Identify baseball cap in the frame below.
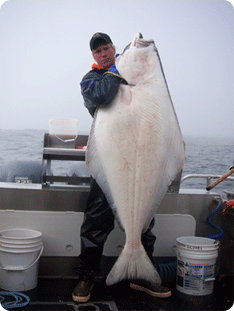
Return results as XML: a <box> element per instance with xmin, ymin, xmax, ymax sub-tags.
<box><xmin>90</xmin><ymin>33</ymin><xmax>113</xmax><ymax>50</ymax></box>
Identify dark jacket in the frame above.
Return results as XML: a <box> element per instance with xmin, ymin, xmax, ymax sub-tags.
<box><xmin>80</xmin><ymin>68</ymin><xmax>121</xmax><ymax>117</ymax></box>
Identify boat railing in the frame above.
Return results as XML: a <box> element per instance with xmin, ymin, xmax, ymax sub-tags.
<box><xmin>181</xmin><ymin>174</ymin><xmax>234</xmax><ymax>189</ymax></box>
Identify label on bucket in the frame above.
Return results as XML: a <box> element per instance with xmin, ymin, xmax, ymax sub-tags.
<box><xmin>177</xmin><ymin>259</ymin><xmax>216</xmax><ymax>295</ymax></box>
<box><xmin>177</xmin><ymin>242</ymin><xmax>219</xmax><ymax>251</ymax></box>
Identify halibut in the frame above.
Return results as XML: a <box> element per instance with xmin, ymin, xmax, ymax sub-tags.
<box><xmin>86</xmin><ymin>33</ymin><xmax>185</xmax><ymax>286</ymax></box>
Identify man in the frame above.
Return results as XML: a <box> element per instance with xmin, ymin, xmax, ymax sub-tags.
<box><xmin>72</xmin><ymin>33</ymin><xmax>171</xmax><ymax>303</ymax></box>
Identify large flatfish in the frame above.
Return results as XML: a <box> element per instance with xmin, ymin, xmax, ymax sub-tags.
<box><xmin>86</xmin><ymin>33</ymin><xmax>185</xmax><ymax>286</ymax></box>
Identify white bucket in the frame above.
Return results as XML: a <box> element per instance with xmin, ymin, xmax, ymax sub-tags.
<box><xmin>0</xmin><ymin>229</ymin><xmax>43</xmax><ymax>291</ymax></box>
<box><xmin>49</xmin><ymin>118</ymin><xmax>78</xmax><ymax>137</ymax></box>
<box><xmin>0</xmin><ymin>229</ymin><xmax>42</xmax><ymax>244</ymax></box>
<box><xmin>176</xmin><ymin>237</ymin><xmax>219</xmax><ymax>296</ymax></box>
<box><xmin>0</xmin><ymin>241</ymin><xmax>41</xmax><ymax>248</ymax></box>
<box><xmin>0</xmin><ymin>245</ymin><xmax>43</xmax><ymax>291</ymax></box>
<box><xmin>0</xmin><ymin>242</ymin><xmax>43</xmax><ymax>269</ymax></box>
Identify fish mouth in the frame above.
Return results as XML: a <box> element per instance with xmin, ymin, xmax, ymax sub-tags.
<box><xmin>130</xmin><ymin>33</ymin><xmax>154</xmax><ymax>49</ymax></box>
<box><xmin>122</xmin><ymin>33</ymin><xmax>154</xmax><ymax>54</ymax></box>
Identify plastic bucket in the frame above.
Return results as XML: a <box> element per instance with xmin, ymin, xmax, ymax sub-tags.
<box><xmin>0</xmin><ymin>229</ymin><xmax>43</xmax><ymax>291</ymax></box>
<box><xmin>0</xmin><ymin>242</ymin><xmax>43</xmax><ymax>269</ymax></box>
<box><xmin>176</xmin><ymin>237</ymin><xmax>219</xmax><ymax>296</ymax></box>
<box><xmin>49</xmin><ymin>118</ymin><xmax>79</xmax><ymax>147</ymax></box>
<box><xmin>0</xmin><ymin>241</ymin><xmax>41</xmax><ymax>248</ymax></box>
<box><xmin>0</xmin><ymin>245</ymin><xmax>43</xmax><ymax>291</ymax></box>
<box><xmin>0</xmin><ymin>229</ymin><xmax>42</xmax><ymax>244</ymax></box>
<box><xmin>49</xmin><ymin>118</ymin><xmax>78</xmax><ymax>137</ymax></box>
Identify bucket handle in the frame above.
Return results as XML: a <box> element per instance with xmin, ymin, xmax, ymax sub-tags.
<box><xmin>0</xmin><ymin>245</ymin><xmax>44</xmax><ymax>271</ymax></box>
<box><xmin>54</xmin><ymin>134</ymin><xmax>78</xmax><ymax>143</ymax></box>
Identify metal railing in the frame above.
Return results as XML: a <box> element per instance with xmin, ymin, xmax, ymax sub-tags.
<box><xmin>181</xmin><ymin>174</ymin><xmax>234</xmax><ymax>189</ymax></box>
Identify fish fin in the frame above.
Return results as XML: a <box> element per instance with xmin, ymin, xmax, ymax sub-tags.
<box><xmin>111</xmin><ymin>206</ymin><xmax>125</xmax><ymax>232</ymax></box>
<box><xmin>142</xmin><ymin>125</ymin><xmax>185</xmax><ymax>233</ymax></box>
<box><xmin>142</xmin><ymin>183</ymin><xmax>169</xmax><ymax>233</ymax></box>
<box><xmin>86</xmin><ymin>111</ymin><xmax>103</xmax><ymax>181</ymax></box>
<box><xmin>86</xmin><ymin>111</ymin><xmax>113</xmax><ymax>203</ymax></box>
<box><xmin>86</xmin><ymin>111</ymin><xmax>124</xmax><ymax>231</ymax></box>
<box><xmin>106</xmin><ymin>243</ymin><xmax>161</xmax><ymax>286</ymax></box>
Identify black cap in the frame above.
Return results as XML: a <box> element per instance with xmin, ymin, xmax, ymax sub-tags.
<box><xmin>90</xmin><ymin>33</ymin><xmax>113</xmax><ymax>50</ymax></box>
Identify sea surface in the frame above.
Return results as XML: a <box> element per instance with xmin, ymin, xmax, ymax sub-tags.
<box><xmin>0</xmin><ymin>129</ymin><xmax>233</xmax><ymax>199</ymax></box>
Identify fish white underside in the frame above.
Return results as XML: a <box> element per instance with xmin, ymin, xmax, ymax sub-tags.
<box><xmin>86</xmin><ymin>35</ymin><xmax>185</xmax><ymax>286</ymax></box>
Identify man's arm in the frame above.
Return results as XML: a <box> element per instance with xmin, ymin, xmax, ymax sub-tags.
<box><xmin>80</xmin><ymin>70</ymin><xmax>121</xmax><ymax>116</ymax></box>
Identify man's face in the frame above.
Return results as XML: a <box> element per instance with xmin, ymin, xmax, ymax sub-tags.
<box><xmin>92</xmin><ymin>43</ymin><xmax>115</xmax><ymax>69</ymax></box>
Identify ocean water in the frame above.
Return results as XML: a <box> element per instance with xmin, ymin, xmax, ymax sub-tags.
<box><xmin>0</xmin><ymin>129</ymin><xmax>233</xmax><ymax>199</ymax></box>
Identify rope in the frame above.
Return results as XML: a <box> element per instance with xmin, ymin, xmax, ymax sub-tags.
<box><xmin>155</xmin><ymin>261</ymin><xmax>177</xmax><ymax>282</ymax></box>
<box><xmin>0</xmin><ymin>292</ymin><xmax>30</xmax><ymax>310</ymax></box>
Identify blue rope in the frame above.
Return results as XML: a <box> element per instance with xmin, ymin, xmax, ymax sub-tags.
<box><xmin>155</xmin><ymin>261</ymin><xmax>177</xmax><ymax>282</ymax></box>
<box><xmin>206</xmin><ymin>200</ymin><xmax>224</xmax><ymax>239</ymax></box>
<box><xmin>0</xmin><ymin>292</ymin><xmax>30</xmax><ymax>309</ymax></box>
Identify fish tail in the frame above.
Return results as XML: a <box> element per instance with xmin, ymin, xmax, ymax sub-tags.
<box><xmin>106</xmin><ymin>243</ymin><xmax>161</xmax><ymax>286</ymax></box>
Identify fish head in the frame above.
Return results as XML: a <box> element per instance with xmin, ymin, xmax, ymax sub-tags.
<box><xmin>116</xmin><ymin>33</ymin><xmax>157</xmax><ymax>85</ymax></box>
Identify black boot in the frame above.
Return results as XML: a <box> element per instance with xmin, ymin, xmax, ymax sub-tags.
<box><xmin>72</xmin><ymin>278</ymin><xmax>94</xmax><ymax>302</ymax></box>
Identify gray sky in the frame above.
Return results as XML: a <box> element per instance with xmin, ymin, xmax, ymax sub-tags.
<box><xmin>1</xmin><ymin>0</ymin><xmax>233</xmax><ymax>137</ymax></box>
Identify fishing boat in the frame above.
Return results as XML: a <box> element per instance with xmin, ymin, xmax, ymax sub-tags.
<box><xmin>0</xmin><ymin>133</ymin><xmax>233</xmax><ymax>311</ymax></box>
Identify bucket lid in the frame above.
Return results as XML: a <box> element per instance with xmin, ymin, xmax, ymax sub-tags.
<box><xmin>176</xmin><ymin>236</ymin><xmax>219</xmax><ymax>250</ymax></box>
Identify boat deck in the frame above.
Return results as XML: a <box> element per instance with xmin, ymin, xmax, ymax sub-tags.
<box><xmin>1</xmin><ymin>275</ymin><xmax>233</xmax><ymax>311</ymax></box>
